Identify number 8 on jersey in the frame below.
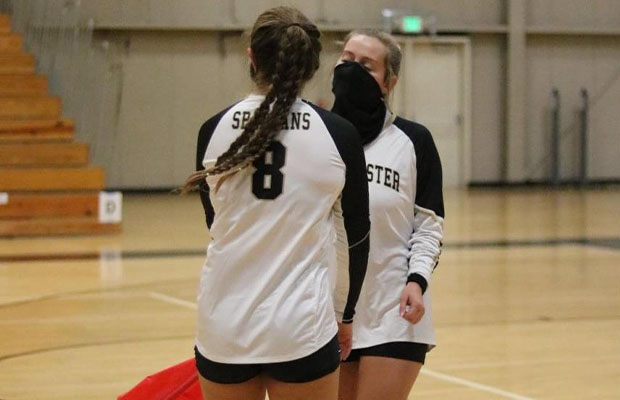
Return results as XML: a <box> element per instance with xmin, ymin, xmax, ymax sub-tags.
<box><xmin>252</xmin><ymin>141</ymin><xmax>286</xmax><ymax>200</ymax></box>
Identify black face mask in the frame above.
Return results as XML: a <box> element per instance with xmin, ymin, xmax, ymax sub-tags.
<box><xmin>331</xmin><ymin>61</ymin><xmax>387</xmax><ymax>145</ymax></box>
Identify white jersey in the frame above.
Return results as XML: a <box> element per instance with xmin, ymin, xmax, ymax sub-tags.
<box><xmin>195</xmin><ymin>95</ymin><xmax>370</xmax><ymax>364</ymax></box>
<box><xmin>350</xmin><ymin>114</ymin><xmax>444</xmax><ymax>350</ymax></box>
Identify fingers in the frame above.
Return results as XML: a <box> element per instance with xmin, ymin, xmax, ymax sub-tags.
<box><xmin>339</xmin><ymin>338</ymin><xmax>352</xmax><ymax>361</ymax></box>
<box><xmin>402</xmin><ymin>303</ymin><xmax>425</xmax><ymax>324</ymax></box>
<box><xmin>399</xmin><ymin>291</ymin><xmax>408</xmax><ymax>317</ymax></box>
<box><xmin>400</xmin><ymin>292</ymin><xmax>425</xmax><ymax>324</ymax></box>
<box><xmin>337</xmin><ymin>322</ymin><xmax>353</xmax><ymax>361</ymax></box>
<box><xmin>338</xmin><ymin>332</ymin><xmax>352</xmax><ymax>360</ymax></box>
<box><xmin>400</xmin><ymin>284</ymin><xmax>425</xmax><ymax>324</ymax></box>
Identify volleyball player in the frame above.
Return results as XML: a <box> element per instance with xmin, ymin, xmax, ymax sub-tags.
<box><xmin>182</xmin><ymin>7</ymin><xmax>370</xmax><ymax>400</ymax></box>
<box><xmin>331</xmin><ymin>30</ymin><xmax>445</xmax><ymax>400</ymax></box>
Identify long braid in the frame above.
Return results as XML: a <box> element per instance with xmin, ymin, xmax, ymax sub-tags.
<box><xmin>181</xmin><ymin>80</ymin><xmax>277</xmax><ymax>193</ymax></box>
<box><xmin>239</xmin><ymin>26</ymin><xmax>310</xmax><ymax>167</ymax></box>
<box><xmin>209</xmin><ymin>90</ymin><xmax>275</xmax><ymax>174</ymax></box>
<box><xmin>182</xmin><ymin>7</ymin><xmax>321</xmax><ymax>194</ymax></box>
<box><xmin>228</xmin><ymin>25</ymin><xmax>310</xmax><ymax>169</ymax></box>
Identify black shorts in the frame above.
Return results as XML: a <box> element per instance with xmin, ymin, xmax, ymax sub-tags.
<box><xmin>343</xmin><ymin>341</ymin><xmax>428</xmax><ymax>364</ymax></box>
<box><xmin>195</xmin><ymin>335</ymin><xmax>340</xmax><ymax>384</ymax></box>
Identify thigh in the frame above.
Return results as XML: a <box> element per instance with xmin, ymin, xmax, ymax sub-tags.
<box><xmin>264</xmin><ymin>335</ymin><xmax>341</xmax><ymax>400</ymax></box>
<box><xmin>198</xmin><ymin>375</ymin><xmax>266</xmax><ymax>400</ymax></box>
<box><xmin>338</xmin><ymin>361</ymin><xmax>359</xmax><ymax>400</ymax></box>
<box><xmin>265</xmin><ymin>367</ymin><xmax>339</xmax><ymax>400</ymax></box>
<box><xmin>357</xmin><ymin>357</ymin><xmax>422</xmax><ymax>400</ymax></box>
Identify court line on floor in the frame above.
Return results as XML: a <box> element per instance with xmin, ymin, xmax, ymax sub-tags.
<box><xmin>447</xmin><ymin>237</ymin><xmax>620</xmax><ymax>250</ymax></box>
<box><xmin>0</xmin><ymin>278</ymin><xmax>194</xmax><ymax>309</ymax></box>
<box><xmin>0</xmin><ymin>249</ymin><xmax>206</xmax><ymax>262</ymax></box>
<box><xmin>420</xmin><ymin>369</ymin><xmax>539</xmax><ymax>400</ymax></box>
<box><xmin>1</xmin><ymin>236</ymin><xmax>619</xmax><ymax>263</ymax></box>
<box><xmin>149</xmin><ymin>291</ymin><xmax>197</xmax><ymax>309</ymax></box>
<box><xmin>148</xmin><ymin>292</ymin><xmax>540</xmax><ymax>400</ymax></box>
<box><xmin>0</xmin><ymin>335</ymin><xmax>193</xmax><ymax>363</ymax></box>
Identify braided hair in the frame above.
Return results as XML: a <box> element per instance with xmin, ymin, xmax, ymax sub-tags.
<box><xmin>182</xmin><ymin>7</ymin><xmax>321</xmax><ymax>193</ymax></box>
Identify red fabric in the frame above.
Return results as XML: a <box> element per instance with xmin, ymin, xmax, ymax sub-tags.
<box><xmin>118</xmin><ymin>358</ymin><xmax>202</xmax><ymax>400</ymax></box>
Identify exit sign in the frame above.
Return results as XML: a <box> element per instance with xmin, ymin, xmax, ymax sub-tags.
<box><xmin>401</xmin><ymin>16</ymin><xmax>423</xmax><ymax>33</ymax></box>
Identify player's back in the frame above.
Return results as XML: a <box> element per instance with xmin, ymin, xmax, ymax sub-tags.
<box><xmin>196</xmin><ymin>95</ymin><xmax>354</xmax><ymax>363</ymax></box>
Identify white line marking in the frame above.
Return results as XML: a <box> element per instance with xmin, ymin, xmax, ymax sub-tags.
<box><xmin>420</xmin><ymin>368</ymin><xmax>539</xmax><ymax>400</ymax></box>
<box><xmin>148</xmin><ymin>292</ymin><xmax>197</xmax><ymax>310</ymax></box>
<box><xmin>0</xmin><ymin>291</ymin><xmax>145</xmax><ymax>308</ymax></box>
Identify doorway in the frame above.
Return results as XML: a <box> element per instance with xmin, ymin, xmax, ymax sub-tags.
<box><xmin>392</xmin><ymin>36</ymin><xmax>472</xmax><ymax>188</ymax></box>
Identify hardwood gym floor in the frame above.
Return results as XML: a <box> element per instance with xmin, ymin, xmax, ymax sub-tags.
<box><xmin>1</xmin><ymin>188</ymin><xmax>619</xmax><ymax>400</ymax></box>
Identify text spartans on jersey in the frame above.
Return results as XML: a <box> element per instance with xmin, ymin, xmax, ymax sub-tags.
<box><xmin>233</xmin><ymin>110</ymin><xmax>399</xmax><ymax>192</ymax></box>
<box><xmin>232</xmin><ymin>111</ymin><xmax>311</xmax><ymax>131</ymax></box>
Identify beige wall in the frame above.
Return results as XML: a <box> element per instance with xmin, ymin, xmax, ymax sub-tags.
<box><xmin>67</xmin><ymin>0</ymin><xmax>620</xmax><ymax>187</ymax></box>
<box><xmin>80</xmin><ymin>0</ymin><xmax>506</xmax><ymax>28</ymax></box>
<box><xmin>470</xmin><ymin>34</ymin><xmax>506</xmax><ymax>182</ymax></box>
<box><xmin>97</xmin><ymin>30</ymin><xmax>346</xmax><ymax>188</ymax></box>
<box><xmin>527</xmin><ymin>0</ymin><xmax>620</xmax><ymax>27</ymax></box>
<box><xmin>526</xmin><ymin>36</ymin><xmax>620</xmax><ymax>181</ymax></box>
<box><xmin>103</xmin><ymin>32</ymin><xmax>248</xmax><ymax>188</ymax></box>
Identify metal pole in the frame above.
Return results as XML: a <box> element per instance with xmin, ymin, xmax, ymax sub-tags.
<box><xmin>551</xmin><ymin>88</ymin><xmax>560</xmax><ymax>186</ymax></box>
<box><xmin>579</xmin><ymin>88</ymin><xmax>589</xmax><ymax>186</ymax></box>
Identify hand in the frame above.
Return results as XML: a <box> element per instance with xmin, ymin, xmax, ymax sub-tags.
<box><xmin>399</xmin><ymin>282</ymin><xmax>425</xmax><ymax>324</ymax></box>
<box><xmin>337</xmin><ymin>322</ymin><xmax>353</xmax><ymax>361</ymax></box>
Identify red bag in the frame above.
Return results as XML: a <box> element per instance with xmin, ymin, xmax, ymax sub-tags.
<box><xmin>118</xmin><ymin>358</ymin><xmax>202</xmax><ymax>400</ymax></box>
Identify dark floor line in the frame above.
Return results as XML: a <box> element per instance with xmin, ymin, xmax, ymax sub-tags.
<box><xmin>447</xmin><ymin>237</ymin><xmax>620</xmax><ymax>250</ymax></box>
<box><xmin>1</xmin><ymin>237</ymin><xmax>619</xmax><ymax>263</ymax></box>
<box><xmin>0</xmin><ymin>334</ymin><xmax>194</xmax><ymax>364</ymax></box>
<box><xmin>0</xmin><ymin>249</ymin><xmax>206</xmax><ymax>262</ymax></box>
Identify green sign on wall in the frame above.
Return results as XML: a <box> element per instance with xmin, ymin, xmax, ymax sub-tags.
<box><xmin>401</xmin><ymin>16</ymin><xmax>423</xmax><ymax>33</ymax></box>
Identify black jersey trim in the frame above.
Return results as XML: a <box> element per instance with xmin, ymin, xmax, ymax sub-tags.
<box><xmin>196</xmin><ymin>103</ymin><xmax>237</xmax><ymax>229</ymax></box>
<box><xmin>395</xmin><ymin>117</ymin><xmax>445</xmax><ymax>279</ymax></box>
<box><xmin>307</xmin><ymin>102</ymin><xmax>370</xmax><ymax>323</ymax></box>
<box><xmin>393</xmin><ymin>117</ymin><xmax>445</xmax><ymax>219</ymax></box>
<box><xmin>406</xmin><ymin>273</ymin><xmax>428</xmax><ymax>294</ymax></box>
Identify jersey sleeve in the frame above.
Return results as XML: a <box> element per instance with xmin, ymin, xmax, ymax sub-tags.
<box><xmin>196</xmin><ymin>106</ymin><xmax>234</xmax><ymax>229</ymax></box>
<box><xmin>331</xmin><ymin>197</ymin><xmax>350</xmax><ymax>322</ymax></box>
<box><xmin>311</xmin><ymin>105</ymin><xmax>370</xmax><ymax>324</ymax></box>
<box><xmin>395</xmin><ymin>119</ymin><xmax>445</xmax><ymax>294</ymax></box>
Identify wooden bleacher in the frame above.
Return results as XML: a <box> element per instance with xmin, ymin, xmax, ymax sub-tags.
<box><xmin>0</xmin><ymin>14</ymin><xmax>121</xmax><ymax>237</ymax></box>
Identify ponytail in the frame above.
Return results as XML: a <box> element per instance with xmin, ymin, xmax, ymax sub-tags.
<box><xmin>182</xmin><ymin>7</ymin><xmax>321</xmax><ymax>194</ymax></box>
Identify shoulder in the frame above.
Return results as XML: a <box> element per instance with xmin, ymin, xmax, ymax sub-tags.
<box><xmin>196</xmin><ymin>102</ymin><xmax>240</xmax><ymax>168</ymax></box>
<box><xmin>199</xmin><ymin>102</ymin><xmax>239</xmax><ymax>135</ymax></box>
<box><xmin>393</xmin><ymin>116</ymin><xmax>434</xmax><ymax>148</ymax></box>
<box><xmin>303</xmin><ymin>100</ymin><xmax>364</xmax><ymax>164</ymax></box>
<box><xmin>303</xmin><ymin>101</ymin><xmax>357</xmax><ymax>137</ymax></box>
